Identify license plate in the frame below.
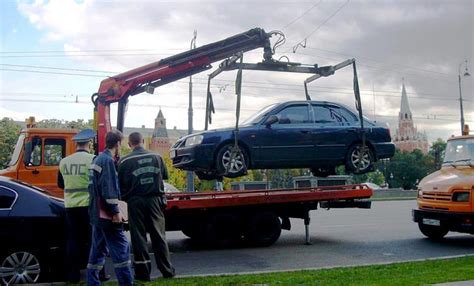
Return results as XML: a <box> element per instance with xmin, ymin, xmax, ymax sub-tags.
<box><xmin>422</xmin><ymin>218</ymin><xmax>440</xmax><ymax>226</ymax></box>
<box><xmin>169</xmin><ymin>150</ymin><xmax>177</xmax><ymax>159</ymax></box>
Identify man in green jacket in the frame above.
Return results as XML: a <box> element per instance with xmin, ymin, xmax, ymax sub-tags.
<box><xmin>118</xmin><ymin>132</ymin><xmax>175</xmax><ymax>281</ymax></box>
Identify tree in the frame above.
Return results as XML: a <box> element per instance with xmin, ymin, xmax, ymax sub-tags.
<box><xmin>36</xmin><ymin>119</ymin><xmax>93</xmax><ymax>130</ymax></box>
<box><xmin>0</xmin><ymin>118</ymin><xmax>22</xmax><ymax>168</ymax></box>
<box><xmin>384</xmin><ymin>149</ymin><xmax>436</xmax><ymax>190</ymax></box>
<box><xmin>429</xmin><ymin>138</ymin><xmax>447</xmax><ymax>169</ymax></box>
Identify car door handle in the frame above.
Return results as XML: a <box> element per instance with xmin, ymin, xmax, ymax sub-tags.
<box><xmin>347</xmin><ymin>129</ymin><xmax>358</xmax><ymax>133</ymax></box>
<box><xmin>32</xmin><ymin>169</ymin><xmax>39</xmax><ymax>175</ymax></box>
<box><xmin>300</xmin><ymin>130</ymin><xmax>310</xmax><ymax>134</ymax></box>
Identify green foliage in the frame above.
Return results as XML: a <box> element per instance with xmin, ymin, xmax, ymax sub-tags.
<box><xmin>382</xmin><ymin>149</ymin><xmax>436</xmax><ymax>190</ymax></box>
<box><xmin>162</xmin><ymin>155</ymin><xmax>187</xmax><ymax>191</ymax></box>
<box><xmin>352</xmin><ymin>169</ymin><xmax>386</xmax><ymax>185</ymax></box>
<box><xmin>0</xmin><ymin>118</ymin><xmax>22</xmax><ymax>168</ymax></box>
<box><xmin>36</xmin><ymin>118</ymin><xmax>93</xmax><ymax>130</ymax></box>
<box><xmin>429</xmin><ymin>138</ymin><xmax>447</xmax><ymax>169</ymax></box>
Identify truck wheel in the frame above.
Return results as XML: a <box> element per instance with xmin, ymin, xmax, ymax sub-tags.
<box><xmin>418</xmin><ymin>222</ymin><xmax>448</xmax><ymax>240</ymax></box>
<box><xmin>345</xmin><ymin>143</ymin><xmax>373</xmax><ymax>174</ymax></box>
<box><xmin>0</xmin><ymin>251</ymin><xmax>42</xmax><ymax>285</ymax></box>
<box><xmin>204</xmin><ymin>213</ymin><xmax>242</xmax><ymax>248</ymax></box>
<box><xmin>181</xmin><ymin>223</ymin><xmax>203</xmax><ymax>240</ymax></box>
<box><xmin>245</xmin><ymin>211</ymin><xmax>281</xmax><ymax>247</ymax></box>
<box><xmin>216</xmin><ymin>145</ymin><xmax>248</xmax><ymax>178</ymax></box>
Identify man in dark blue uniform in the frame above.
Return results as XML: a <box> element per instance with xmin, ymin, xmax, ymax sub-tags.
<box><xmin>118</xmin><ymin>132</ymin><xmax>175</xmax><ymax>281</ymax></box>
<box><xmin>87</xmin><ymin>130</ymin><xmax>133</xmax><ymax>286</ymax></box>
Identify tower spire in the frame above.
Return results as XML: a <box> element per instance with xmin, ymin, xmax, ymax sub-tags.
<box><xmin>399</xmin><ymin>81</ymin><xmax>412</xmax><ymax>120</ymax></box>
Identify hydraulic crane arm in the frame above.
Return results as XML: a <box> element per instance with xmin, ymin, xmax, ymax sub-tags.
<box><xmin>92</xmin><ymin>28</ymin><xmax>279</xmax><ymax>151</ymax></box>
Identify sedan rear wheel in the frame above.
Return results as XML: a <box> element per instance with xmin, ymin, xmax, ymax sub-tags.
<box><xmin>0</xmin><ymin>251</ymin><xmax>41</xmax><ymax>285</ymax></box>
<box><xmin>346</xmin><ymin>144</ymin><xmax>374</xmax><ymax>174</ymax></box>
<box><xmin>216</xmin><ymin>145</ymin><xmax>248</xmax><ymax>178</ymax></box>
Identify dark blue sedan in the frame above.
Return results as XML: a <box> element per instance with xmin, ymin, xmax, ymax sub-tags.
<box><xmin>0</xmin><ymin>176</ymin><xmax>78</xmax><ymax>284</ymax></box>
<box><xmin>171</xmin><ymin>101</ymin><xmax>395</xmax><ymax>180</ymax></box>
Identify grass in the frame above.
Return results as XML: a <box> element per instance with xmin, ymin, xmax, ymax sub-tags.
<box><xmin>145</xmin><ymin>256</ymin><xmax>474</xmax><ymax>286</ymax></box>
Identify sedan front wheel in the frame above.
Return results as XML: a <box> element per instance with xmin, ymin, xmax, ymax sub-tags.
<box><xmin>0</xmin><ymin>251</ymin><xmax>41</xmax><ymax>285</ymax></box>
<box><xmin>216</xmin><ymin>144</ymin><xmax>248</xmax><ymax>178</ymax></box>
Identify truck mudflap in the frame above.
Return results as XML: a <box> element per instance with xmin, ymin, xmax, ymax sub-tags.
<box><xmin>319</xmin><ymin>199</ymin><xmax>372</xmax><ymax>209</ymax></box>
<box><xmin>412</xmin><ymin>209</ymin><xmax>474</xmax><ymax>234</ymax></box>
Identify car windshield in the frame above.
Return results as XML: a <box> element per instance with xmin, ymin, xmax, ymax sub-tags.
<box><xmin>442</xmin><ymin>138</ymin><xmax>474</xmax><ymax>167</ymax></box>
<box><xmin>241</xmin><ymin>103</ymin><xmax>279</xmax><ymax>126</ymax></box>
<box><xmin>8</xmin><ymin>133</ymin><xmax>25</xmax><ymax>167</ymax></box>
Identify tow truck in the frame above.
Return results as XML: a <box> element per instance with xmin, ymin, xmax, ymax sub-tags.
<box><xmin>413</xmin><ymin>125</ymin><xmax>474</xmax><ymax>239</ymax></box>
<box><xmin>2</xmin><ymin>28</ymin><xmax>375</xmax><ymax>246</ymax></box>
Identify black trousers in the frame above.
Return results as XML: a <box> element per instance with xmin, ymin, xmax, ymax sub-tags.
<box><xmin>65</xmin><ymin>207</ymin><xmax>91</xmax><ymax>282</ymax></box>
<box><xmin>128</xmin><ymin>195</ymin><xmax>174</xmax><ymax>279</ymax></box>
<box><xmin>65</xmin><ymin>207</ymin><xmax>107</xmax><ymax>282</ymax></box>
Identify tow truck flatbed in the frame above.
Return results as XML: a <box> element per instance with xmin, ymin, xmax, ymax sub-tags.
<box><xmin>164</xmin><ymin>184</ymin><xmax>373</xmax><ymax>247</ymax></box>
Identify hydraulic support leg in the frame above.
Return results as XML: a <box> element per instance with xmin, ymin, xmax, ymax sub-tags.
<box><xmin>304</xmin><ymin>210</ymin><xmax>311</xmax><ymax>245</ymax></box>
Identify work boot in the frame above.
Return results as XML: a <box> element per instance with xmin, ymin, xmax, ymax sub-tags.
<box><xmin>99</xmin><ymin>268</ymin><xmax>111</xmax><ymax>282</ymax></box>
<box><xmin>163</xmin><ymin>267</ymin><xmax>176</xmax><ymax>279</ymax></box>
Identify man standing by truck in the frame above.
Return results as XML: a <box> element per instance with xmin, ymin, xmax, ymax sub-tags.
<box><xmin>118</xmin><ymin>132</ymin><xmax>175</xmax><ymax>281</ymax></box>
<box><xmin>87</xmin><ymin>130</ymin><xmax>133</xmax><ymax>286</ymax></box>
<box><xmin>58</xmin><ymin>129</ymin><xmax>109</xmax><ymax>283</ymax></box>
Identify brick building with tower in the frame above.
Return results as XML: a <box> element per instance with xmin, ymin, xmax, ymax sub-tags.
<box><xmin>149</xmin><ymin>109</ymin><xmax>172</xmax><ymax>156</ymax></box>
<box><xmin>393</xmin><ymin>83</ymin><xmax>429</xmax><ymax>154</ymax></box>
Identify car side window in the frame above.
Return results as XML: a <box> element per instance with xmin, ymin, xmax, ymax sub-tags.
<box><xmin>29</xmin><ymin>137</ymin><xmax>42</xmax><ymax>166</ymax></box>
<box><xmin>313</xmin><ymin>105</ymin><xmax>339</xmax><ymax>126</ymax></box>
<box><xmin>44</xmin><ymin>138</ymin><xmax>66</xmax><ymax>166</ymax></box>
<box><xmin>275</xmin><ymin>105</ymin><xmax>310</xmax><ymax>125</ymax></box>
<box><xmin>332</xmin><ymin>107</ymin><xmax>358</xmax><ymax>126</ymax></box>
<box><xmin>0</xmin><ymin>187</ymin><xmax>17</xmax><ymax>209</ymax></box>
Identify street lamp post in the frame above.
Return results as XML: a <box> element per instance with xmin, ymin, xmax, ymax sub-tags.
<box><xmin>458</xmin><ymin>60</ymin><xmax>470</xmax><ymax>134</ymax></box>
<box><xmin>186</xmin><ymin>30</ymin><xmax>197</xmax><ymax>192</ymax></box>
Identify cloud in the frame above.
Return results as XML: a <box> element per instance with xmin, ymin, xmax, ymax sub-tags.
<box><xmin>9</xmin><ymin>0</ymin><xmax>473</xmax><ymax>143</ymax></box>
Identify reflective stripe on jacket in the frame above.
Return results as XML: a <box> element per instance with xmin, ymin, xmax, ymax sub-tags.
<box><xmin>88</xmin><ymin>149</ymin><xmax>121</xmax><ymax>228</ymax></box>
<box><xmin>59</xmin><ymin>150</ymin><xmax>95</xmax><ymax>208</ymax></box>
<box><xmin>118</xmin><ymin>146</ymin><xmax>168</xmax><ymax>202</ymax></box>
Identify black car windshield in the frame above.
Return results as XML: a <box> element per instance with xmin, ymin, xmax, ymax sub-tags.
<box><xmin>241</xmin><ymin>103</ymin><xmax>279</xmax><ymax>126</ymax></box>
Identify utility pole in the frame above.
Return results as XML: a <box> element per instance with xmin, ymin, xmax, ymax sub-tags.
<box><xmin>458</xmin><ymin>60</ymin><xmax>470</xmax><ymax>134</ymax></box>
<box><xmin>186</xmin><ymin>30</ymin><xmax>197</xmax><ymax>192</ymax></box>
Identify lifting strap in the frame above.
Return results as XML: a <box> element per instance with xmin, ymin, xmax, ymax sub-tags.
<box><xmin>352</xmin><ymin>61</ymin><xmax>368</xmax><ymax>172</ymax></box>
<box><xmin>225</xmin><ymin>55</ymin><xmax>247</xmax><ymax>175</ymax></box>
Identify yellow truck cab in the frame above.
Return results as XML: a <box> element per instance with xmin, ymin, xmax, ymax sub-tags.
<box><xmin>413</xmin><ymin>127</ymin><xmax>474</xmax><ymax>239</ymax></box>
<box><xmin>0</xmin><ymin>121</ymin><xmax>78</xmax><ymax>198</ymax></box>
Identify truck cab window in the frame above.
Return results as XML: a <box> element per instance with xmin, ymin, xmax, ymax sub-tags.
<box><xmin>29</xmin><ymin>137</ymin><xmax>42</xmax><ymax>166</ymax></box>
<box><xmin>44</xmin><ymin>139</ymin><xmax>66</xmax><ymax>166</ymax></box>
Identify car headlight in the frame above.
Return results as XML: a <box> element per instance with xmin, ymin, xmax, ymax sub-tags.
<box><xmin>452</xmin><ymin>192</ymin><xmax>470</xmax><ymax>202</ymax></box>
<box><xmin>418</xmin><ymin>190</ymin><xmax>423</xmax><ymax>198</ymax></box>
<box><xmin>184</xmin><ymin>135</ymin><xmax>203</xmax><ymax>147</ymax></box>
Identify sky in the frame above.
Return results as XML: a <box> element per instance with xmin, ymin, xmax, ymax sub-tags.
<box><xmin>0</xmin><ymin>0</ymin><xmax>472</xmax><ymax>144</ymax></box>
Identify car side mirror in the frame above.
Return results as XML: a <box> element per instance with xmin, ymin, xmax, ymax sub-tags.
<box><xmin>265</xmin><ymin>115</ymin><xmax>279</xmax><ymax>127</ymax></box>
<box><xmin>23</xmin><ymin>141</ymin><xmax>32</xmax><ymax>166</ymax></box>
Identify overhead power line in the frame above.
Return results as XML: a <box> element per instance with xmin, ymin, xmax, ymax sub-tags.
<box><xmin>281</xmin><ymin>0</ymin><xmax>323</xmax><ymax>30</ymax></box>
<box><xmin>2</xmin><ymin>97</ymin><xmax>469</xmax><ymax>123</ymax></box>
<box><xmin>0</xmin><ymin>63</ymin><xmax>460</xmax><ymax>98</ymax></box>
<box><xmin>291</xmin><ymin>0</ymin><xmax>350</xmax><ymax>53</ymax></box>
